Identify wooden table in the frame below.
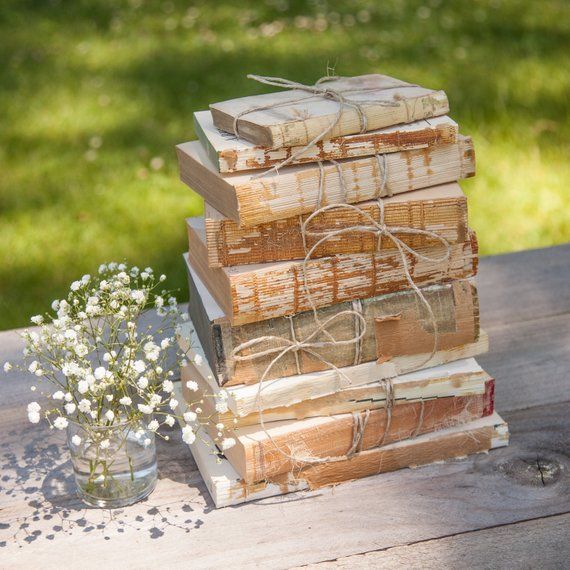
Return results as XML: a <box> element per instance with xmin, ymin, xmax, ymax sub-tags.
<box><xmin>1</xmin><ymin>245</ymin><xmax>569</xmax><ymax>568</ymax></box>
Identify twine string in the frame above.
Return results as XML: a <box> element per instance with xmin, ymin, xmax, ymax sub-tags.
<box><xmin>232</xmin><ymin>74</ymin><xmax>418</xmax><ymax>177</ymax></box>
<box><xmin>226</xmin><ymin>74</ymin><xmax>449</xmax><ymax>470</ymax></box>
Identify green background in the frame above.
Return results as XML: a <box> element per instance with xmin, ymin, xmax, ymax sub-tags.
<box><xmin>1</xmin><ymin>0</ymin><xmax>568</xmax><ymax>330</ymax></box>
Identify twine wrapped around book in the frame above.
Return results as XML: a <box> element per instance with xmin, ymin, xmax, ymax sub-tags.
<box><xmin>226</xmin><ymin>74</ymin><xmax>450</xmax><ymax>469</ymax></box>
<box><xmin>233</xmin><ymin>74</ymin><xmax>417</xmax><ymax>176</ymax></box>
<box><xmin>229</xmin><ymin>168</ymin><xmax>450</xmax><ymax>467</ymax></box>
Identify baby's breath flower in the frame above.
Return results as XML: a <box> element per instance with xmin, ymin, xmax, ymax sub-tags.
<box><xmin>162</xmin><ymin>380</ymin><xmax>174</xmax><ymax>393</ymax></box>
<box><xmin>52</xmin><ymin>391</ymin><xmax>65</xmax><ymax>400</ymax></box>
<box><xmin>71</xmin><ymin>434</ymin><xmax>82</xmax><ymax>446</ymax></box>
<box><xmin>193</xmin><ymin>354</ymin><xmax>203</xmax><ymax>366</ymax></box>
<box><xmin>74</xmin><ymin>344</ymin><xmax>89</xmax><ymax>357</ymax></box>
<box><xmin>137</xmin><ymin>376</ymin><xmax>149</xmax><ymax>389</ymax></box>
<box><xmin>216</xmin><ymin>423</ymin><xmax>225</xmax><ymax>430</ymax></box>
<box><xmin>78</xmin><ymin>399</ymin><xmax>91</xmax><ymax>412</ymax></box>
<box><xmin>215</xmin><ymin>400</ymin><xmax>229</xmax><ymax>414</ymax></box>
<box><xmin>105</xmin><ymin>410</ymin><xmax>115</xmax><ymax>422</ymax></box>
<box><xmin>31</xmin><ymin>315</ymin><xmax>44</xmax><ymax>325</ymax></box>
<box><xmin>138</xmin><ymin>404</ymin><xmax>153</xmax><ymax>415</ymax></box>
<box><xmin>119</xmin><ymin>396</ymin><xmax>132</xmax><ymax>406</ymax></box>
<box><xmin>28</xmin><ymin>411</ymin><xmax>41</xmax><ymax>424</ymax></box>
<box><xmin>164</xmin><ymin>415</ymin><xmax>175</xmax><ymax>427</ymax></box>
<box><xmin>169</xmin><ymin>399</ymin><xmax>179</xmax><ymax>411</ymax></box>
<box><xmin>70</xmin><ymin>280</ymin><xmax>82</xmax><ymax>291</ymax></box>
<box><xmin>147</xmin><ymin>420</ymin><xmax>159</xmax><ymax>432</ymax></box>
<box><xmin>221</xmin><ymin>437</ymin><xmax>236</xmax><ymax>451</ymax></box>
<box><xmin>186</xmin><ymin>380</ymin><xmax>198</xmax><ymax>392</ymax></box>
<box><xmin>94</xmin><ymin>366</ymin><xmax>106</xmax><ymax>380</ymax></box>
<box><xmin>182</xmin><ymin>425</ymin><xmax>195</xmax><ymax>445</ymax></box>
<box><xmin>3</xmin><ymin>362</ymin><xmax>12</xmax><ymax>373</ymax></box>
<box><xmin>100</xmin><ymin>439</ymin><xmax>110</xmax><ymax>449</ymax></box>
<box><xmin>65</xmin><ymin>403</ymin><xmax>76</xmax><ymax>415</ymax></box>
<box><xmin>183</xmin><ymin>411</ymin><xmax>197</xmax><ymax>423</ymax></box>
<box><xmin>53</xmin><ymin>417</ymin><xmax>68</xmax><ymax>430</ymax></box>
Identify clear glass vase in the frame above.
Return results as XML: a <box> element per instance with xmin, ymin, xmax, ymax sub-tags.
<box><xmin>67</xmin><ymin>420</ymin><xmax>157</xmax><ymax>508</ymax></box>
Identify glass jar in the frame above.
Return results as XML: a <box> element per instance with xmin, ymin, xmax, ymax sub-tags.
<box><xmin>67</xmin><ymin>420</ymin><xmax>157</xmax><ymax>508</ymax></box>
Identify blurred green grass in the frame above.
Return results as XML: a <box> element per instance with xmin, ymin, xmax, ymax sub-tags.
<box><xmin>1</xmin><ymin>0</ymin><xmax>569</xmax><ymax>330</ymax></box>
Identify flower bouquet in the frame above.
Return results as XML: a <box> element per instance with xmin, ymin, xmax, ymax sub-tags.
<box><xmin>4</xmin><ymin>263</ymin><xmax>233</xmax><ymax>508</ymax></box>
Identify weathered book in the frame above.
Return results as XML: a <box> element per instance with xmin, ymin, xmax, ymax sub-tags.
<box><xmin>185</xmin><ymin>221</ymin><xmax>478</xmax><ymax>326</ymax></box>
<box><xmin>177</xmin><ymin>319</ymin><xmax>489</xmax><ymax>418</ymax></box>
<box><xmin>177</xmin><ymin>399</ymin><xmax>508</xmax><ymax>508</ymax></box>
<box><xmin>202</xmin><ymin>183</ymin><xmax>468</xmax><ymax>268</ymax></box>
<box><xmin>181</xmin><ymin>357</ymin><xmax>492</xmax><ymax>428</ymax></box>
<box><xmin>212</xmin><ymin>380</ymin><xmax>494</xmax><ymax>483</ymax></box>
<box><xmin>176</xmin><ymin>136</ymin><xmax>475</xmax><ymax>227</ymax></box>
<box><xmin>184</xmin><ymin>254</ymin><xmax>481</xmax><ymax>385</ymax></box>
<box><xmin>209</xmin><ymin>74</ymin><xmax>450</xmax><ymax>148</ymax></box>
<box><xmin>195</xmin><ymin>109</ymin><xmax>458</xmax><ymax>173</ymax></box>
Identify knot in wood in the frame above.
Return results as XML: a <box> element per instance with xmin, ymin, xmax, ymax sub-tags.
<box><xmin>499</xmin><ymin>455</ymin><xmax>561</xmax><ymax>487</ymax></box>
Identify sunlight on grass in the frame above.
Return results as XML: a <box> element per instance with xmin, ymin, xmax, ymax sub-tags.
<box><xmin>0</xmin><ymin>0</ymin><xmax>568</xmax><ymax>329</ymax></box>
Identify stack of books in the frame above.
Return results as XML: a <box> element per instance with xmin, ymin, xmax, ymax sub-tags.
<box><xmin>175</xmin><ymin>74</ymin><xmax>509</xmax><ymax>508</ymax></box>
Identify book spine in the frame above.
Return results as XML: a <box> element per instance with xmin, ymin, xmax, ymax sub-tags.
<box><xmin>228</xmin><ymin>231</ymin><xmax>478</xmax><ymax>326</ymax></box>
<box><xmin>235</xmin><ymin>137</ymin><xmax>475</xmax><ymax>227</ymax></box>
<box><xmin>204</xmin><ymin>194</ymin><xmax>468</xmax><ymax>268</ymax></box>
<box><xmin>237</xmin><ymin>381</ymin><xmax>494</xmax><ymax>483</ymax></box>
<box><xmin>219</xmin><ymin>119</ymin><xmax>457</xmax><ymax>173</ymax></box>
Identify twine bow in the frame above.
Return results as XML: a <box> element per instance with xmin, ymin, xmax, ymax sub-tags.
<box><xmin>233</xmin><ymin>74</ymin><xmax>412</xmax><ymax>176</ymax></box>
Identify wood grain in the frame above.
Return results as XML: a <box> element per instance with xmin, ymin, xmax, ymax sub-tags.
<box><xmin>299</xmin><ymin>514</ymin><xmax>570</xmax><ymax>569</ymax></box>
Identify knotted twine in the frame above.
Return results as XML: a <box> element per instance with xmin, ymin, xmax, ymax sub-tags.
<box><xmin>233</xmin><ymin>74</ymin><xmax>419</xmax><ymax>177</ymax></box>
<box><xmin>226</xmin><ymin>74</ymin><xmax>450</xmax><ymax>469</ymax></box>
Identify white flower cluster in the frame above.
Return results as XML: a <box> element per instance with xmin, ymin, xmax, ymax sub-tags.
<box><xmin>3</xmin><ymin>262</ymin><xmax>227</xmax><ymax>452</ymax></box>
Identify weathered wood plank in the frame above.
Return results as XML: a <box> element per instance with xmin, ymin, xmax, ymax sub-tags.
<box><xmin>478</xmin><ymin>312</ymin><xmax>570</xmax><ymax>412</ymax></box>
<box><xmin>299</xmin><ymin>513</ymin><xmax>570</xmax><ymax>569</ymax></box>
<box><xmin>0</xmin><ymin>246</ymin><xmax>568</xmax><ymax>568</ymax></box>
<box><xmin>478</xmin><ymin>243</ymin><xmax>570</xmax><ymax>327</ymax></box>
<box><xmin>1</xmin><ymin>399</ymin><xmax>568</xmax><ymax>568</ymax></box>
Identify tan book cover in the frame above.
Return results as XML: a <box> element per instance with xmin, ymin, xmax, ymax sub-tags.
<box><xmin>216</xmin><ymin>379</ymin><xmax>494</xmax><ymax>483</ymax></box>
<box><xmin>177</xmin><ymin>318</ymin><xmax>489</xmax><ymax>418</ymax></box>
<box><xmin>176</xmin><ymin>136</ymin><xmax>475</xmax><ymax>228</ymax></box>
<box><xmin>185</xmin><ymin>219</ymin><xmax>478</xmax><ymax>326</ymax></box>
<box><xmin>185</xmin><ymin>252</ymin><xmax>480</xmax><ymax>385</ymax></box>
<box><xmin>195</xmin><ymin>109</ymin><xmax>458</xmax><ymax>173</ymax></box>
<box><xmin>209</xmin><ymin>74</ymin><xmax>449</xmax><ymax>148</ymax></box>
<box><xmin>178</xmin><ymin>402</ymin><xmax>508</xmax><ymax>508</ymax></box>
<box><xmin>202</xmin><ymin>183</ymin><xmax>468</xmax><ymax>268</ymax></box>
